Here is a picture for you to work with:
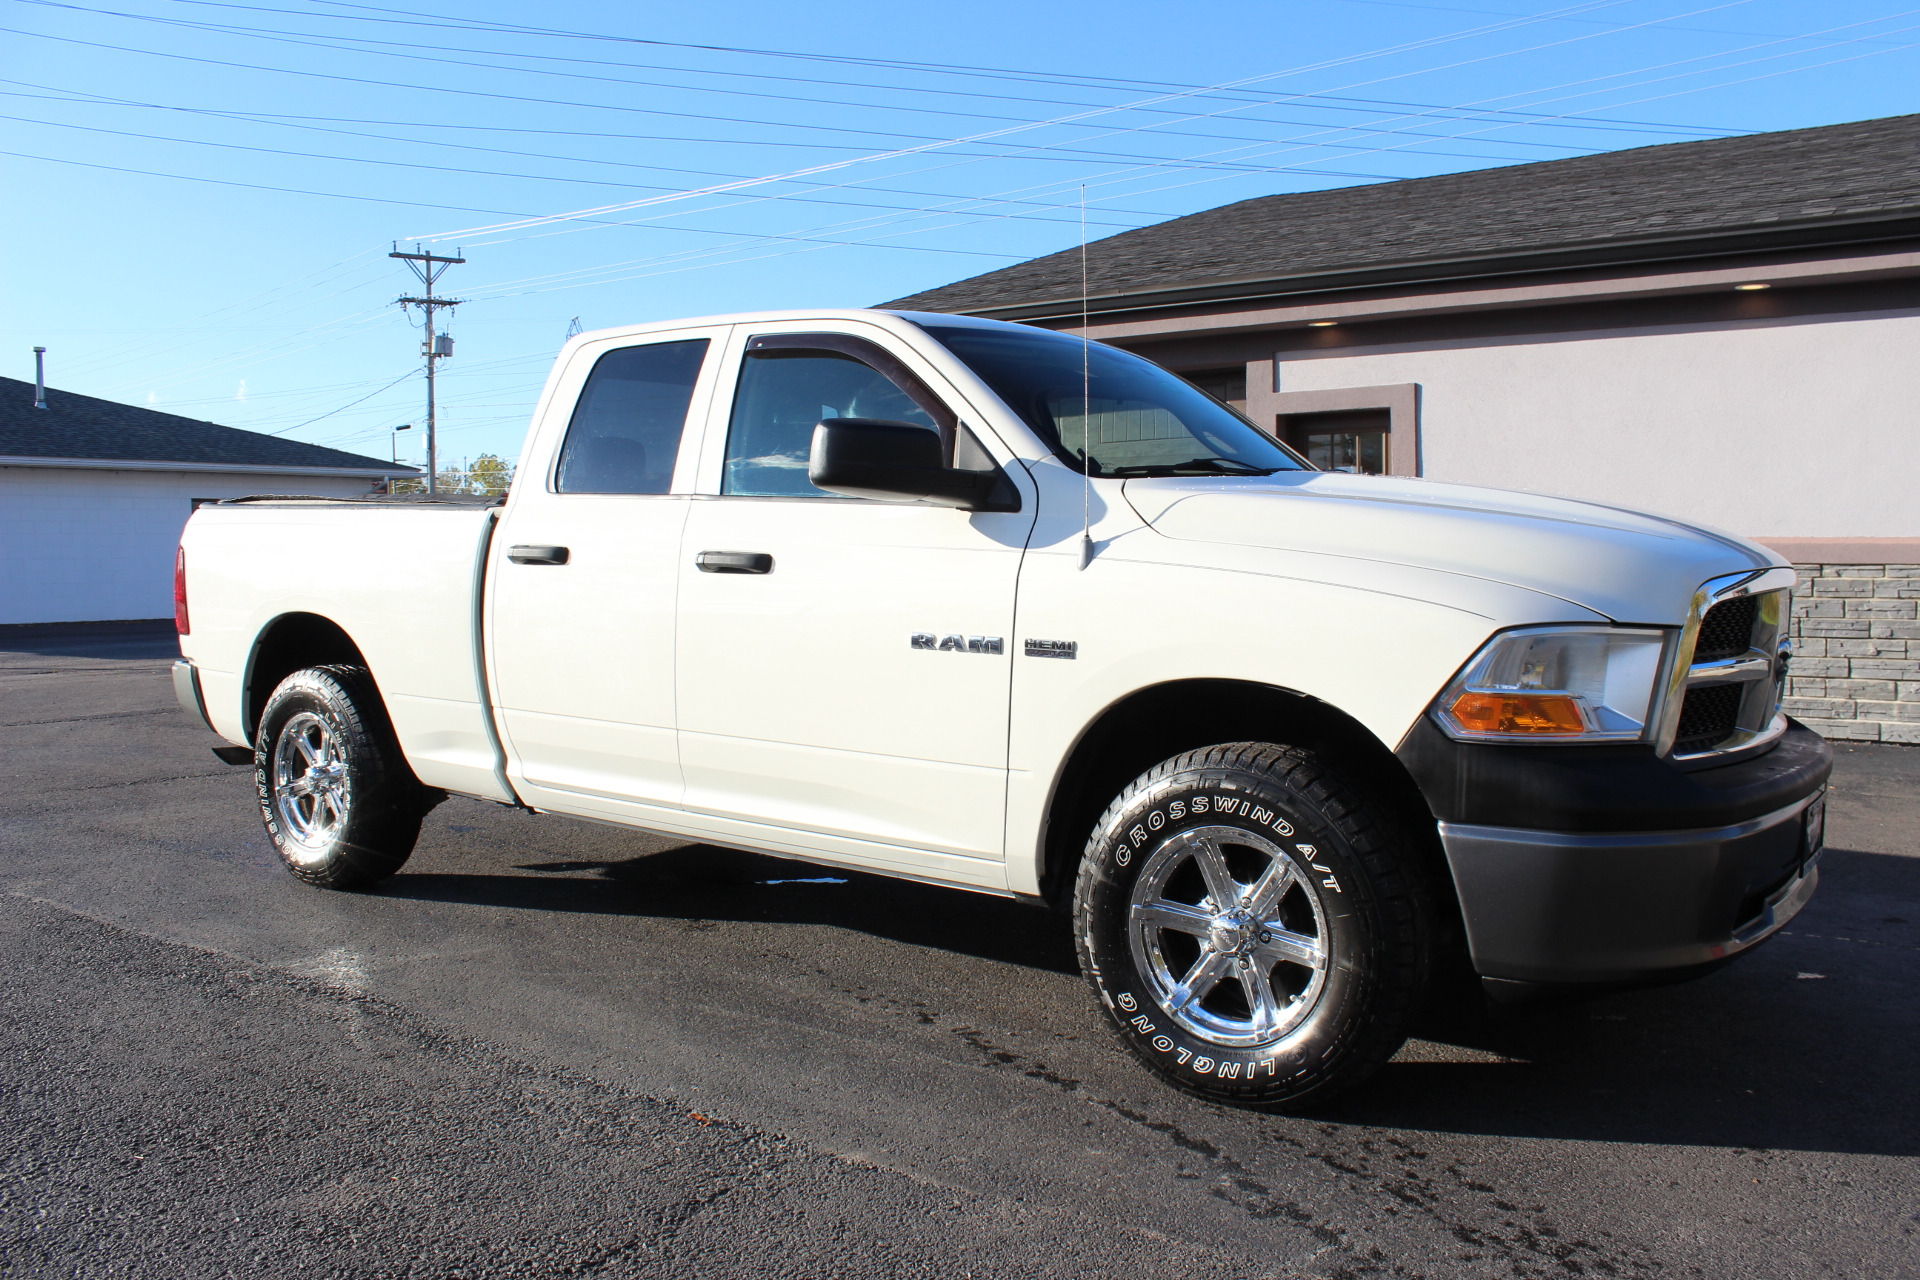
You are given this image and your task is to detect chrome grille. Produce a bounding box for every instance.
[1673,684,1745,754]
[1660,567,1796,762]
[1694,595,1759,663]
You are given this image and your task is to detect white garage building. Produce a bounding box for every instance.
[1,375,414,625]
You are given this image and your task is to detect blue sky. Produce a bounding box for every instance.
[5,0,1919,468]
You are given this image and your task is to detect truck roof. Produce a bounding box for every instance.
[562,307,1034,350]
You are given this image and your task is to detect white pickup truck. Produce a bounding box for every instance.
[174,308,1830,1108]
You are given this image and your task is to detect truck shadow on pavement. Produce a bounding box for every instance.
[1330,842,1920,1157]
[376,842,1081,976]
[377,837,1920,1158]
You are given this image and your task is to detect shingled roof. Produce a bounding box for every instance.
[883,112,1920,320]
[0,376,409,474]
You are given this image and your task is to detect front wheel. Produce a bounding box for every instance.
[1072,742,1435,1109]
[254,665,435,889]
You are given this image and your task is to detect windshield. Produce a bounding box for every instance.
[918,323,1306,478]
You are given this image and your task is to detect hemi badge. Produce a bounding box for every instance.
[1024,639,1077,659]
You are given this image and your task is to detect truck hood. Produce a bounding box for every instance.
[1123,472,1782,625]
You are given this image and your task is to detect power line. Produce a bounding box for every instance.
[2,0,1732,220]
[15,0,1883,317]
[67,0,1763,137]
[0,110,1160,229]
[230,0,1794,125]
[0,23,1044,147]
[403,0,1758,259]
[0,84,1600,192]
[0,43,1586,180]
[16,0,1725,157]
[269,366,417,435]
[0,150,1031,259]
[1148,4,1920,196]
[55,251,387,379]
[19,0,1901,447]
[409,0,1649,241]
[1328,0,1920,47]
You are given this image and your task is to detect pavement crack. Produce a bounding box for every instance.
[0,708,180,728]
[21,770,239,796]
[938,1018,1669,1278]
[1779,929,1920,953]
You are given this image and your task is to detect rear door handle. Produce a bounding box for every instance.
[696,550,773,574]
[507,544,570,565]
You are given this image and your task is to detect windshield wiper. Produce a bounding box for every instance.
[1106,457,1276,478]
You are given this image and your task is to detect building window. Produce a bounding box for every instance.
[1268,384,1419,476]
[1281,409,1390,475]
[1179,368,1247,413]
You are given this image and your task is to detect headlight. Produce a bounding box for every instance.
[1433,626,1670,743]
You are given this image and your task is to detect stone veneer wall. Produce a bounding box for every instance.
[1782,563,1920,744]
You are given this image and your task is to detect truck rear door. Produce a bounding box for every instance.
[486,325,728,820]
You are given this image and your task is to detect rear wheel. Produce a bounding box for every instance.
[254,665,435,889]
[1072,742,1435,1109]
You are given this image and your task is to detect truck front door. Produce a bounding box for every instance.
[673,326,1034,886]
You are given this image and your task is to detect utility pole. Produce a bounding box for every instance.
[390,244,465,494]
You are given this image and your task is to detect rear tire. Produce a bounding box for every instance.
[254,665,434,889]
[1072,741,1434,1110]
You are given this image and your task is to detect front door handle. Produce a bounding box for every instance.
[507,544,570,565]
[696,550,773,574]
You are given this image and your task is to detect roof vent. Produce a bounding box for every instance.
[32,346,46,410]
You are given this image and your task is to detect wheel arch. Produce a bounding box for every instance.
[1036,679,1454,921]
[242,612,371,741]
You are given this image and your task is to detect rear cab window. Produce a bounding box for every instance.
[554,338,710,494]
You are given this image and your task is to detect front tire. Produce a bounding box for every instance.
[254,665,434,889]
[1073,742,1434,1109]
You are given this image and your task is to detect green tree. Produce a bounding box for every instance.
[468,453,515,496]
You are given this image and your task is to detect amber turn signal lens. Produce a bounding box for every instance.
[1448,690,1586,735]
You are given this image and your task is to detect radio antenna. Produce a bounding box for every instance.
[1078,183,1095,571]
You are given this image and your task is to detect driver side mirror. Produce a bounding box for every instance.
[809,418,1019,512]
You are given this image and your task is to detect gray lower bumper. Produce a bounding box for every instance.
[1439,790,1825,985]
[172,659,214,733]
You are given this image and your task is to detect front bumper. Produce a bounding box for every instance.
[1438,790,1824,984]
[1399,717,1832,985]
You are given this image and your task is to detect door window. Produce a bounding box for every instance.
[722,346,939,498]
[554,338,709,494]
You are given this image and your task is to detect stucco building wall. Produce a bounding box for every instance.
[1268,308,1920,539]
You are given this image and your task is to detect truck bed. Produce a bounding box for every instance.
[179,497,512,802]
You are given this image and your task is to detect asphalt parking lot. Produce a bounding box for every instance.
[3,622,1917,1279]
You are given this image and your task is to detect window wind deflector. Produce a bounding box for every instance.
[743,332,955,435]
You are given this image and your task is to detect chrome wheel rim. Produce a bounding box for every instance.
[1128,824,1329,1049]
[270,711,350,864]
